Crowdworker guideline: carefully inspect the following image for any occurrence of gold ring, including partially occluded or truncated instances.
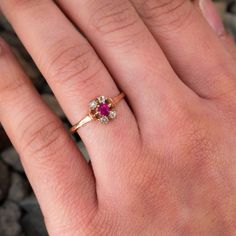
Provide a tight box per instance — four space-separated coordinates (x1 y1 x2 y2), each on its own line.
70 93 125 133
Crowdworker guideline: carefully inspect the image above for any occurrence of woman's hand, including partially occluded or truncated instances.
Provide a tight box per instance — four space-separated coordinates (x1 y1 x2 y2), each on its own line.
0 0 236 235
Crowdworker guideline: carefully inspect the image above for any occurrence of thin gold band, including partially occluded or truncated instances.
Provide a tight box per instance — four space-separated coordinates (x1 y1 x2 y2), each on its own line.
70 92 125 133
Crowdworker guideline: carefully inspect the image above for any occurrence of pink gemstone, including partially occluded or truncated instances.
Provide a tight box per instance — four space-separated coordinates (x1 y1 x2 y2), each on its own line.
98 103 110 116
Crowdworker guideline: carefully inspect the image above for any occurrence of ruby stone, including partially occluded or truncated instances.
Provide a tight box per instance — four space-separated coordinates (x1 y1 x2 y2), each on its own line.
98 103 110 116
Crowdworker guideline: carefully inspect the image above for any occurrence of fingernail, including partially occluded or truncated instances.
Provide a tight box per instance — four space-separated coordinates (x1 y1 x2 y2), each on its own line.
199 0 225 36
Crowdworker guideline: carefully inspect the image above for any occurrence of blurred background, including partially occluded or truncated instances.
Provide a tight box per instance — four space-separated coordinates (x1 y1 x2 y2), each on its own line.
0 1 235 236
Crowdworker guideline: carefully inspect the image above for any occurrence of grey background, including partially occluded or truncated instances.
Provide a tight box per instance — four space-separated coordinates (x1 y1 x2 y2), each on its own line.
0 1 235 236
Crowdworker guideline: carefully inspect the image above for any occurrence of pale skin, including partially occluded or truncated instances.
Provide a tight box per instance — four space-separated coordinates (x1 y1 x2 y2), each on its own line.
0 0 236 235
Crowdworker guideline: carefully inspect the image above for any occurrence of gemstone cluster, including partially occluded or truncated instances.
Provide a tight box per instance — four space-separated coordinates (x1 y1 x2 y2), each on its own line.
89 96 117 124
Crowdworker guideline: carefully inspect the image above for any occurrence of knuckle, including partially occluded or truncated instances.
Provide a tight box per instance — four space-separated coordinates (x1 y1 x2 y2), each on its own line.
0 49 26 104
46 40 101 93
137 0 192 32
20 117 66 158
89 1 140 45
0 76 24 95
0 75 26 106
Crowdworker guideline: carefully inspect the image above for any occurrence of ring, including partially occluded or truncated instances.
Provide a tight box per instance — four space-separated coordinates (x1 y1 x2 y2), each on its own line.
70 92 125 133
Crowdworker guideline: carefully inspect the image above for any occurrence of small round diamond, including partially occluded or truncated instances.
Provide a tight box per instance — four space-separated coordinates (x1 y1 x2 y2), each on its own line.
98 96 106 103
100 116 109 124
89 100 97 110
109 110 117 119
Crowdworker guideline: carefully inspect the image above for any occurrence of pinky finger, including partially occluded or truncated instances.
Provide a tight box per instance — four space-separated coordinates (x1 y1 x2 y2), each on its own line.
0 39 97 234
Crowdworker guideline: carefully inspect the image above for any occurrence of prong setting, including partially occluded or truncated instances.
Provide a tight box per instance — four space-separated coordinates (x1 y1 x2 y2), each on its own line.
89 96 117 124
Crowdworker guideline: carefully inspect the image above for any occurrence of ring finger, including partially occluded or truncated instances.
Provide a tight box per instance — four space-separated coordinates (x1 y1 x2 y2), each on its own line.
54 0 197 135
0 0 140 185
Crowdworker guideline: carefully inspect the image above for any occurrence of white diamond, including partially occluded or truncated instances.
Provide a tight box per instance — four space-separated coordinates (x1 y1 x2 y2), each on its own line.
98 96 106 103
100 116 109 124
109 111 117 119
89 100 97 110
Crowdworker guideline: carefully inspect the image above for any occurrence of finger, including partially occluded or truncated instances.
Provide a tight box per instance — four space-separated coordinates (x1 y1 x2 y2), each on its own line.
0 0 140 182
129 0 236 99
196 0 236 59
54 0 197 131
0 39 96 234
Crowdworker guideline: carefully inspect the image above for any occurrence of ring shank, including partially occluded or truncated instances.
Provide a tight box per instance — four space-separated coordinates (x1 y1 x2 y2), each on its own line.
70 115 93 133
112 92 125 105
70 92 125 134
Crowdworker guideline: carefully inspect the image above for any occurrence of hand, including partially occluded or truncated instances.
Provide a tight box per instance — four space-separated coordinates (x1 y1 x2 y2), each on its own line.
0 0 236 235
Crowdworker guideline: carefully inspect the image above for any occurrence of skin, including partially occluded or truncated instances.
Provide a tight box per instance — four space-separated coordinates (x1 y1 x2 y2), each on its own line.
0 0 236 235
